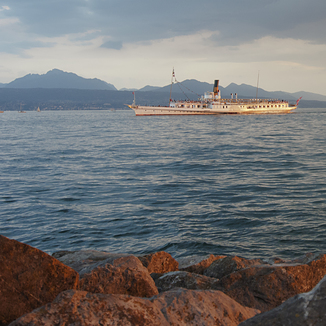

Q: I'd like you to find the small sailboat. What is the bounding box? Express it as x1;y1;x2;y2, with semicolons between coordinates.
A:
18;103;26;113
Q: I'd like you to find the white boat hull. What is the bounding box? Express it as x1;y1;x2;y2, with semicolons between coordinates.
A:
129;106;219;116
129;104;296;116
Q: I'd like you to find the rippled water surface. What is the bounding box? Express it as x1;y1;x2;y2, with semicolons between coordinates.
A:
1;108;326;259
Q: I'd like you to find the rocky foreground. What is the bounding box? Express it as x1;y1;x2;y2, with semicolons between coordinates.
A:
1;235;326;325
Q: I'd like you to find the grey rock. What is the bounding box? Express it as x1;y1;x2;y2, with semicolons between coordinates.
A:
179;254;226;274
239;275;326;325
204;256;265;279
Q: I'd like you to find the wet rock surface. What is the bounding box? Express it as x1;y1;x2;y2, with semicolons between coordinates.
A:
154;271;220;292
0;235;79;326
9;289;260;326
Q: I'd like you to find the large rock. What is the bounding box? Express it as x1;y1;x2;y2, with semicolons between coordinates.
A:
179;254;226;274
53;249;158;297
154;288;260;326
0;235;79;326
204;256;265;279
217;254;326;312
137;251;179;274
79;255;159;297
9;290;167;326
239;275;326;325
54;251;178;296
9;288;260;326
154;271;220;292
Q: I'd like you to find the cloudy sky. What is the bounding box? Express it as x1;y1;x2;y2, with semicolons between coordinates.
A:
1;0;326;94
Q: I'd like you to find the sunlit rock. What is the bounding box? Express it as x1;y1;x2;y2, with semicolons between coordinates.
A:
0;235;79;326
9;288;260;326
137;251;179;274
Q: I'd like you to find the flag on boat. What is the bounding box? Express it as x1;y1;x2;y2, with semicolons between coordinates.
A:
296;97;302;106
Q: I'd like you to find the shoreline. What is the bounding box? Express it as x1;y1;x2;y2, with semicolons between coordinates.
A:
2;234;326;325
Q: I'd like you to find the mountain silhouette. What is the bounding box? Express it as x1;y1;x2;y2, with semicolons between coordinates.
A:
1;69;326;108
4;69;117;90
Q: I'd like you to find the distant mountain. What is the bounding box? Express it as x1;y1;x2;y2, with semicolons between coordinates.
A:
138;85;161;92
1;69;326;105
146;79;326;102
4;69;117;90
119;87;138;91
1;87;326;111
156;79;214;95
291;91;326;101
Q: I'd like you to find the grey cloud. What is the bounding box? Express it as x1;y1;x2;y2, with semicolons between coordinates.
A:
2;0;326;52
0;40;55;55
100;40;122;50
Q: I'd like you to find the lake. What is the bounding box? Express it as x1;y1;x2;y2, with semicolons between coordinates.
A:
1;108;325;259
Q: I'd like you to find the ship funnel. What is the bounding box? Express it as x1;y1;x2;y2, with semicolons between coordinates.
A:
213;80;219;97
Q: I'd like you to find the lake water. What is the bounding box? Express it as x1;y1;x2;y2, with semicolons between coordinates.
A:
1;108;325;260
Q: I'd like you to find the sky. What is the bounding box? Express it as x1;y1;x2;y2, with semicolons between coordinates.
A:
0;0;326;95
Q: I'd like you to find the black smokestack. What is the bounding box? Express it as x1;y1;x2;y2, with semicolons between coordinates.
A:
213;80;219;96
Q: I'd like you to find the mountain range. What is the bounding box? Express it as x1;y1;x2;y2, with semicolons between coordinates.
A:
1;69;117;91
1;68;326;101
0;69;326;110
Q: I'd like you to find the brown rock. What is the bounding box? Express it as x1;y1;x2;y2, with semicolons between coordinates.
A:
204;255;265;279
179;254;226;274
137;251;179;274
239;275;326;325
155;271;220;292
154;288;260;326
0;235;79;326
217;254;326;313
10;288;260;326
79;255;159;298
9;290;168;326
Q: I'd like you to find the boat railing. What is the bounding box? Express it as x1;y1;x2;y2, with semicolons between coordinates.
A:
211;98;288;104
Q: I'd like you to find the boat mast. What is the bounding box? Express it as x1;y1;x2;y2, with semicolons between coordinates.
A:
256;71;260;102
169;68;175;104
132;91;136;107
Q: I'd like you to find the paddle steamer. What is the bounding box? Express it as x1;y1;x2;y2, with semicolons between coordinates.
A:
129;74;299;116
